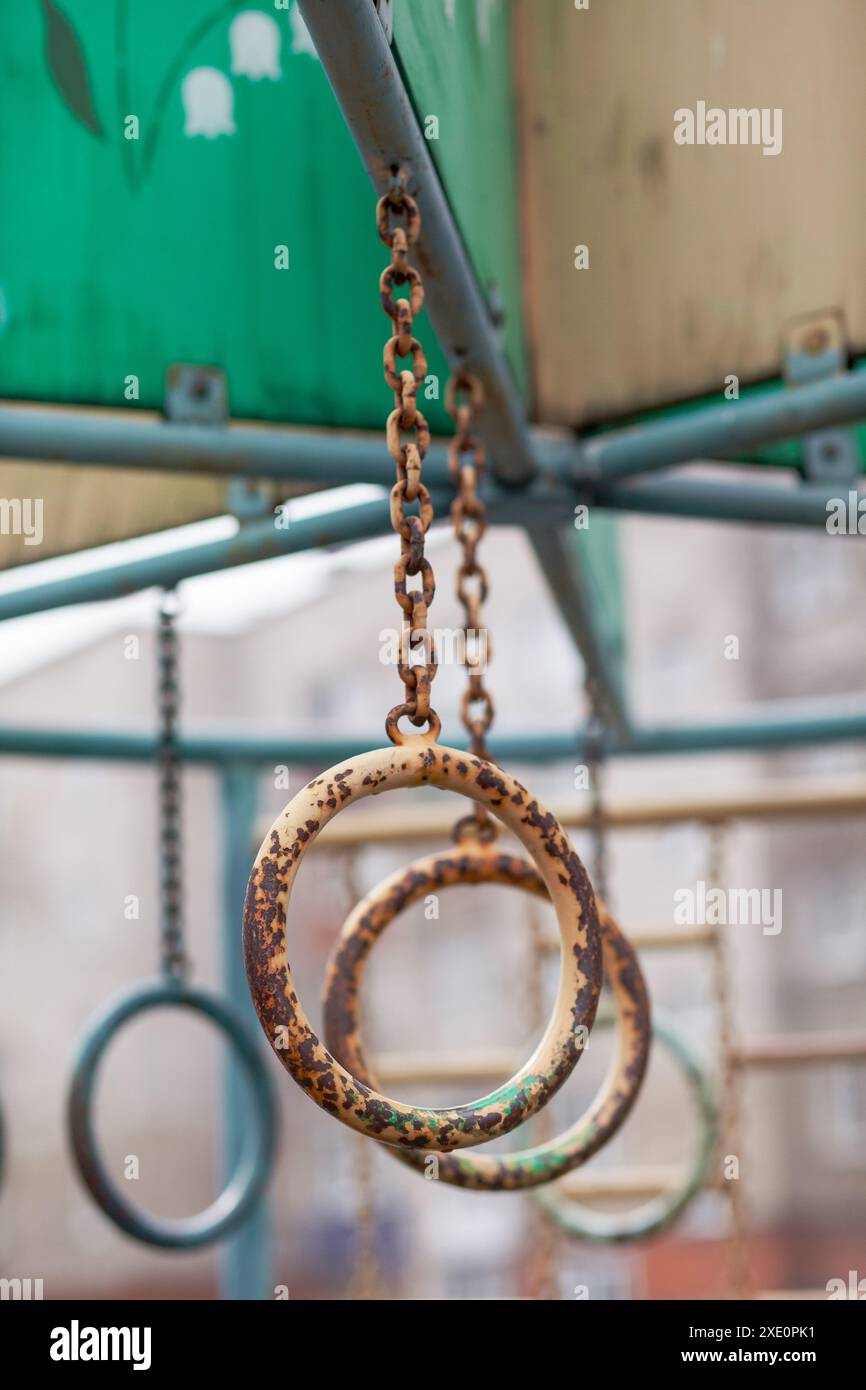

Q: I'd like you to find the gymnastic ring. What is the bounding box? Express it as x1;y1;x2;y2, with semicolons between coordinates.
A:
67;979;278;1249
322;843;650;1189
244;738;602;1150
533;1009;717;1242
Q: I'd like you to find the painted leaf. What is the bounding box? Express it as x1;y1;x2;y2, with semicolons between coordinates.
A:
40;0;104;137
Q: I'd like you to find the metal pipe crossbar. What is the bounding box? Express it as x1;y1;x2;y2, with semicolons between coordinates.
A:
732;1032;866;1068
313;774;866;845
376;1031;866;1090
2;724;866;767
579;369;866;483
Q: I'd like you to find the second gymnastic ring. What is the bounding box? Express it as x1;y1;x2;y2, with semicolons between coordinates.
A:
323;841;651;1189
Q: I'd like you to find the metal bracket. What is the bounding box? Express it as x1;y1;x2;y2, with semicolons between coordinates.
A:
226;477;274;520
373;0;393;45
164;364;228;425
783;311;859;483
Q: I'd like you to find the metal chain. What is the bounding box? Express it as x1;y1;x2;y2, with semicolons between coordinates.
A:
706;820;752;1298
584;677;609;905
446;367;498;842
376;181;439;742
447;370;493;758
157;590;187;982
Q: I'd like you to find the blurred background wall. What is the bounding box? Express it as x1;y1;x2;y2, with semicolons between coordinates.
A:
0;508;864;1299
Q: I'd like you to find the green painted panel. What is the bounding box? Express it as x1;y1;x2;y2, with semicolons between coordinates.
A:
393;0;527;395
0;0;453;427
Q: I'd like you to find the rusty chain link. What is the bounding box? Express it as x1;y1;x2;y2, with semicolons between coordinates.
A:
584;676;609;905
446;367;498;843
157;589;187;982
377;182;440;744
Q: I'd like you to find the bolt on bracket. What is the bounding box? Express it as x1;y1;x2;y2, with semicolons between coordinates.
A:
783;311;859;483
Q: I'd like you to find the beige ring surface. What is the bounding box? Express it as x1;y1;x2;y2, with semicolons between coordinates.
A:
244;739;602;1150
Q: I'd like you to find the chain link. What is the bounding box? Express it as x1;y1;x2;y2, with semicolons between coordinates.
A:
446;370;494;761
445;366;497;842
377;182;439;743
584;677;609;905
157;590;187;982
706;820;752;1298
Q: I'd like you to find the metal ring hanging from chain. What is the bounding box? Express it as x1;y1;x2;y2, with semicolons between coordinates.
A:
322;837;651;1190
67;590;278;1248
67;980;278;1249
245;739;602;1149
244;180;603;1148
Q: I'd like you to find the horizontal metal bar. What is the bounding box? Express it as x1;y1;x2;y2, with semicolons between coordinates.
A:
296;0;535;486
363;1035;866;1089
0;490;455;621
595;475;851;528
3;721;866;768
0;402;452;488
0;725;580;765
311;773;866;845
580;368;866;482
627;710;866;755
0;477;850;630
376;1049;516;1087
557;1164;724;1199
538;927;714;953
0;403;855;538
732;1032;866;1068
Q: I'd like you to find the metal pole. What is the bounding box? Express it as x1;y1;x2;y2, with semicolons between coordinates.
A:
594;475;855;528
296;0;535;486
732;1032;866;1068
307;772;866;845
2;716;866;765
580;368;866;482
0;474;853;629
0;403;443;487
0;489;452;622
0;402;859;530
219;764;272;1299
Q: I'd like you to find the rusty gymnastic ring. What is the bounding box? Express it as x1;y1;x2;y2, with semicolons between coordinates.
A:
323;842;651;1189
244;738;602;1151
